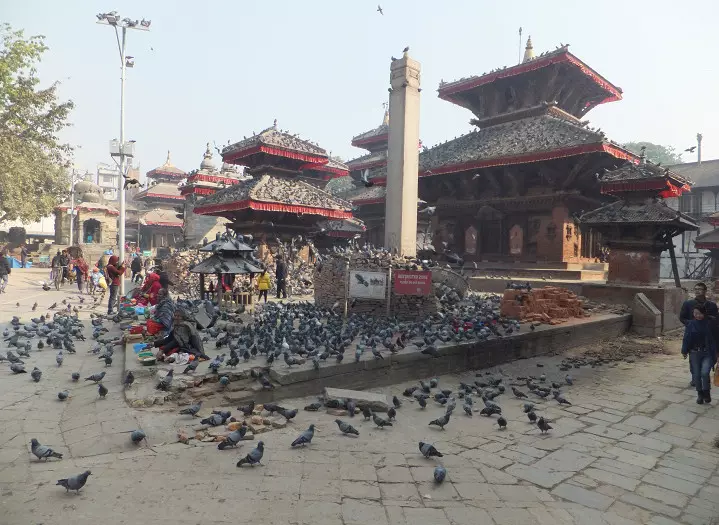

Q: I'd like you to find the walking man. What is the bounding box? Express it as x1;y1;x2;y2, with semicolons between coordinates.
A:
275;256;288;299
105;255;125;315
680;282;718;386
20;245;28;268
0;250;10;292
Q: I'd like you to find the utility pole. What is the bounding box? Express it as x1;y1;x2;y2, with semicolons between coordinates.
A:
69;169;76;246
96;12;149;295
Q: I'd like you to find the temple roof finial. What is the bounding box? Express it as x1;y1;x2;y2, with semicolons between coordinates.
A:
382;102;389;126
164;150;172;166
273;119;278;129
523;36;534;63
200;142;216;171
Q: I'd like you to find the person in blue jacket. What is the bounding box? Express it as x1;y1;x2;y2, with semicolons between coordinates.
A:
682;303;717;404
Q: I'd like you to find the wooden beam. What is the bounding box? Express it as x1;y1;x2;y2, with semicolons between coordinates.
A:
561;156;590;190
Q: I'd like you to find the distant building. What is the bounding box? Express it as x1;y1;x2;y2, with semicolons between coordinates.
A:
661;158;719;279
96;163;139;201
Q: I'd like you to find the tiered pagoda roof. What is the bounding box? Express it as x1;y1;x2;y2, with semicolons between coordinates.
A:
347;110;390;186
419;106;635;177
221;124;328;167
146;151;186;181
182;144;248;198
597;159;692;198
139;208;183;228
316;217;367;238
580;199;696;228
194;173;354;220
134;181;185;203
350;110;389;151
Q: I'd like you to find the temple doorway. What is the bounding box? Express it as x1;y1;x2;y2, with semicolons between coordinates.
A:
83;219;101;244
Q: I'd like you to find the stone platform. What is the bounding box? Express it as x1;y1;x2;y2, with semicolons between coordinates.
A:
124;313;632;407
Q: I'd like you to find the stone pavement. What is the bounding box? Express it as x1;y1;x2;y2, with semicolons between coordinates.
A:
1;270;719;525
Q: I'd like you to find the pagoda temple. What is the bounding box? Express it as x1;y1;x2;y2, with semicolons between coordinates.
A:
181;144;249;246
133;151;186;252
193;123;361;243
580;155;696;286
692;212;719;282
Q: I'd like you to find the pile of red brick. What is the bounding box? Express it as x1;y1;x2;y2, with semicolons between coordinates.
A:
500;286;586;325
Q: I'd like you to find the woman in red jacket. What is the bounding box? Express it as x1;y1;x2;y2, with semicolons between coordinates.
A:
136;272;162;306
105;255;125;314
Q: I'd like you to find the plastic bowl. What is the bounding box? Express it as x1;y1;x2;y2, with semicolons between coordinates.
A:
138;351;156;366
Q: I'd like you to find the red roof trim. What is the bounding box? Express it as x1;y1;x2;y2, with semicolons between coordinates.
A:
348;158;387;171
136;192;185;201
419;143;638;177
223;145;326;166
327;230;358;238
707;218;719;227
194;199;353;219
180;186;218;196
186;173;243;185
299;163;348;177
438;51;622;107
351;132;389;148
696;242;719;249
601;179;690;197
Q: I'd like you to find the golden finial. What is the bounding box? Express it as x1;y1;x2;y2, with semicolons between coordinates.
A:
523;36;535;63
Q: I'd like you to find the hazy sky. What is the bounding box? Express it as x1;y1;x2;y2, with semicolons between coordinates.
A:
4;0;718;177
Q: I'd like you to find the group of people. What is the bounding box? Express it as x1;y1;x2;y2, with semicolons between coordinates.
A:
255;256;288;303
680;282;719;404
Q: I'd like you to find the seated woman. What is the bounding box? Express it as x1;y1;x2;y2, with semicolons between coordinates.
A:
153;306;208;361
151;288;175;333
136;272;162;306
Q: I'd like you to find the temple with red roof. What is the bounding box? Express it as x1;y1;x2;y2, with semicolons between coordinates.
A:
336;38;653;269
194;123;363;242
133;151;186;251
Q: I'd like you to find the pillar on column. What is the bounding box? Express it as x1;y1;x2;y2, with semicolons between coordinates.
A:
384;48;421;257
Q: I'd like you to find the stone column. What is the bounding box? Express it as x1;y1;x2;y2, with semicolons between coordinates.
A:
384;50;421;257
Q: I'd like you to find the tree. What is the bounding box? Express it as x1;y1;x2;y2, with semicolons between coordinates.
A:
623;142;683;166
0;24;74;223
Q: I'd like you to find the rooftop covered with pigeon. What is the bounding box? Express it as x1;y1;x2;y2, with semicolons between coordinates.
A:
146;150;187;180
193;173;355;220
139;208;183;228
134;181;185;202
579;199;697;229
350;110;389;151
182;144;248;197
597;157;693;197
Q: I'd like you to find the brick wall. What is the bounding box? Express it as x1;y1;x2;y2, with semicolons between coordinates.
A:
607;248;661;286
500;286;586;325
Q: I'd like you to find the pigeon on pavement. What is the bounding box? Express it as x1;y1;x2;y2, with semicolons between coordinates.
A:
56;470;91;494
30;439;63;461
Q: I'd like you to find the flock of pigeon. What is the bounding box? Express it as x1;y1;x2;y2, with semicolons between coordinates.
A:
2;300;119;495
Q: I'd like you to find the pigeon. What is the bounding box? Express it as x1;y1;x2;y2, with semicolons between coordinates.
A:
429;413;450;430
56;470;91;494
10;363;26;373
362;406;372;420
237;441;264;467
30;438;63;461
31;367;42;382
32;302;38;311
419;441;443;458
103;355;112;367
84;371;106;383
157;369;174;390
512;386;528;399
554;392;571;405
123;371;134;388
201;413;227;427
346;398;356;417
377;4;383;15
219;375;230;387
238;400;255;417
417;396;427;408
463;403;472;416
527;411;537;423
335;419;359;435
537;417;552;433
98;383;108;398
387;407;396;420
130;430;147;444
497;416;507;430
217;422;248;449
56;353;64;367
71;372;80;381
421;346;440;358
183;360;199;374
392;395;402;409
304;403;322;412
179;402;203;417
433;466;447;483
372;412;392;428
278;407;298;421
523;403;535;413
480;406;500;417
291;424;315;447
58;390;69;401
565;374;573;385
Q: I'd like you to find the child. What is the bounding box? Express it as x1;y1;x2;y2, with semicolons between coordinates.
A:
682;304;717;404
91;267;107;299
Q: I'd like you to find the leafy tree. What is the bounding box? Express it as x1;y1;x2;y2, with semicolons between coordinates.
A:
623;141;683;166
0;24;74;223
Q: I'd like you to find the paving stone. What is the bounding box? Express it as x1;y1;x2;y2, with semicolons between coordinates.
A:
680;512;715;525
619;433;672;452
491;485;543;502
644;431;694;448
641;471;702;496
497;449;536;465
620;493;682;518
635;483;689;508
443;507;494;525
650;391;689;403
376;466;413;483
582;468;639;491
636;399;668;414
683;504;717;520
533;449;595;472
478;465;518;484
458;448;513;469
592;458;649;479
403;508;451;525
380;482;422;504
648;517;683;525
621;415;662;431
490;508;533;525
551;482;614;511
324;388;389;411
453;482;499;500
605;447;658;469
691;415;719;433
342;500;389;525
340;463;377;481
654;404;698;426
607;501;655;524
585;411;625;423
527;507;577;525
658;422;703;440
594;484;627;500
507;444;547;459
568;474;599;488
654;466;709;486
614;441;665;458
504;464;573;489
610;422;650;435
341;480;381;500
417;480;460;501
583;425;629;440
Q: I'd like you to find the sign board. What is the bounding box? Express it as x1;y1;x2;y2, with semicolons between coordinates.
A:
394;270;432;296
142;251;152;257
348;270;387;300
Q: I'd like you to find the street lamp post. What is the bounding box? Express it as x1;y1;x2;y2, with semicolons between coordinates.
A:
69;169;75;245
96;12;149;295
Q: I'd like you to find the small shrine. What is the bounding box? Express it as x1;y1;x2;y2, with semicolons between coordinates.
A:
54;181;118;245
579;154;697;332
190;231;263;308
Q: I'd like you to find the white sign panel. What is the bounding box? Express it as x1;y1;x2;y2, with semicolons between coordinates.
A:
349;270;387;300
